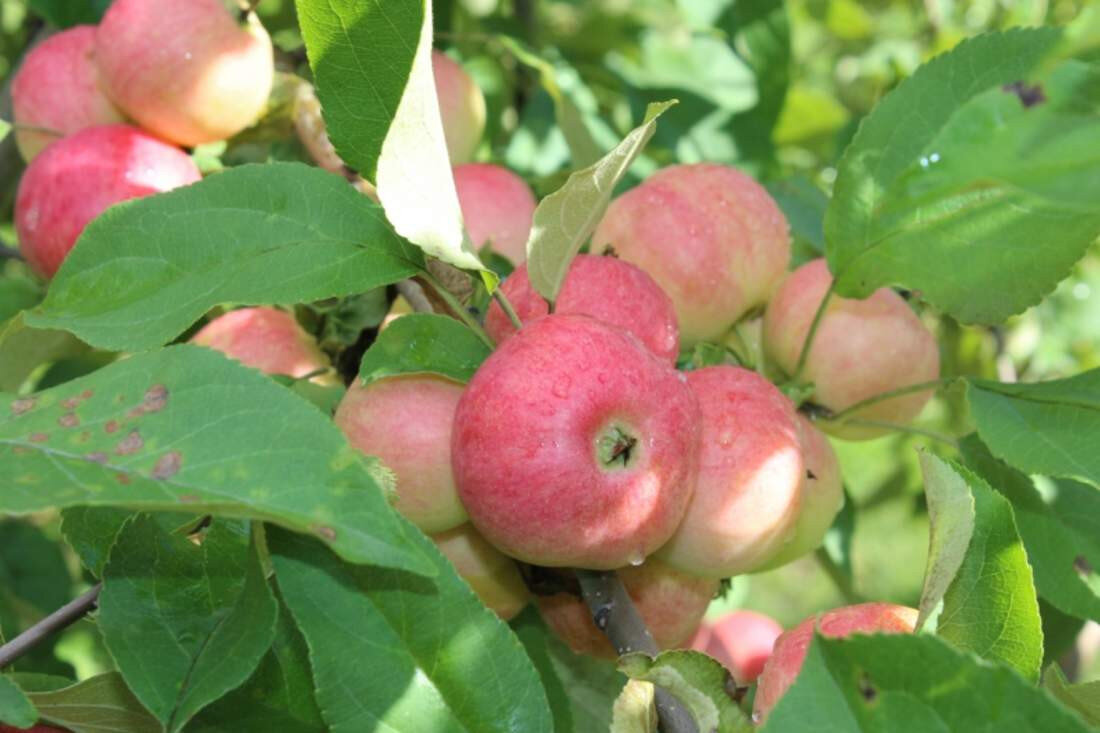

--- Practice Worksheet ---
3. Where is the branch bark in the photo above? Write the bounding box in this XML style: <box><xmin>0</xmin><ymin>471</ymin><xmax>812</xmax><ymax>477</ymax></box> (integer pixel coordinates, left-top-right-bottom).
<box><xmin>0</xmin><ymin>583</ymin><xmax>102</xmax><ymax>669</ymax></box>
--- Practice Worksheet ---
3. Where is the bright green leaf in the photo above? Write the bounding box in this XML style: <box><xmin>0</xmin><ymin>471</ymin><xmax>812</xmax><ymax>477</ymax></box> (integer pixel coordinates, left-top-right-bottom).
<box><xmin>0</xmin><ymin>279</ymin><xmax>41</xmax><ymax>324</ymax></box>
<box><xmin>916</xmin><ymin>452</ymin><xmax>976</xmax><ymax>630</ymax></box>
<box><xmin>0</xmin><ymin>314</ymin><xmax>90</xmax><ymax>393</ymax></box>
<box><xmin>1043</xmin><ymin>665</ymin><xmax>1100</xmax><ymax>728</ymax></box>
<box><xmin>29</xmin><ymin>672</ymin><xmax>161</xmax><ymax>733</ymax></box>
<box><xmin>0</xmin><ymin>676</ymin><xmax>37</xmax><ymax>729</ymax></box>
<box><xmin>0</xmin><ymin>120</ymin><xmax>10</xmax><ymax>144</ymax></box>
<box><xmin>358</xmin><ymin>314</ymin><xmax>491</xmax><ymax>385</ymax></box>
<box><xmin>618</xmin><ymin>650</ymin><xmax>752</xmax><ymax>732</ymax></box>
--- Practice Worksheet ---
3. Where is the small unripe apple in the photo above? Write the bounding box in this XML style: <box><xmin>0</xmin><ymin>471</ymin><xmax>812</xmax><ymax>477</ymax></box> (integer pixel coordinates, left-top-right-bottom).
<box><xmin>452</xmin><ymin>314</ymin><xmax>700</xmax><ymax>569</ymax></box>
<box><xmin>15</xmin><ymin>124</ymin><xmax>201</xmax><ymax>279</ymax></box>
<box><xmin>763</xmin><ymin>258</ymin><xmax>940</xmax><ymax>440</ymax></box>
<box><xmin>692</xmin><ymin>610</ymin><xmax>783</xmax><ymax>683</ymax></box>
<box><xmin>538</xmin><ymin>558</ymin><xmax>717</xmax><ymax>658</ymax></box>
<box><xmin>96</xmin><ymin>0</ymin><xmax>274</xmax><ymax>147</ymax></box>
<box><xmin>592</xmin><ymin>163</ymin><xmax>790</xmax><ymax>346</ymax></box>
<box><xmin>433</xmin><ymin>523</ymin><xmax>529</xmax><ymax>620</ymax></box>
<box><xmin>336</xmin><ymin>375</ymin><xmax>467</xmax><ymax>533</ymax></box>
<box><xmin>484</xmin><ymin>254</ymin><xmax>680</xmax><ymax>364</ymax></box>
<box><xmin>754</xmin><ymin>602</ymin><xmax>918</xmax><ymax>723</ymax></box>
<box><xmin>191</xmin><ymin>307</ymin><xmax>331</xmax><ymax>380</ymax></box>
<box><xmin>432</xmin><ymin>50</ymin><xmax>486</xmax><ymax>164</ymax></box>
<box><xmin>656</xmin><ymin>366</ymin><xmax>803</xmax><ymax>578</ymax></box>
<box><xmin>11</xmin><ymin>25</ymin><xmax>126</xmax><ymax>162</ymax></box>
<box><xmin>453</xmin><ymin>163</ymin><xmax>536</xmax><ymax>264</ymax></box>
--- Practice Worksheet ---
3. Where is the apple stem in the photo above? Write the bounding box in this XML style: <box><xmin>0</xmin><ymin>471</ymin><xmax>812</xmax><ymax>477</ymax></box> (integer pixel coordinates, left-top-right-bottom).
<box><xmin>0</xmin><ymin>241</ymin><xmax>24</xmax><ymax>262</ymax></box>
<box><xmin>574</xmin><ymin>569</ymin><xmax>699</xmax><ymax>733</ymax></box>
<box><xmin>791</xmin><ymin>281</ymin><xmax>835</xmax><ymax>383</ymax></box>
<box><xmin>420</xmin><ymin>269</ymin><xmax>495</xmax><ymax>348</ymax></box>
<box><xmin>492</xmin><ymin>289</ymin><xmax>524</xmax><ymax>330</ymax></box>
<box><xmin>0</xmin><ymin>583</ymin><xmax>102</xmax><ymax>669</ymax></box>
<box><xmin>825</xmin><ymin>417</ymin><xmax>958</xmax><ymax>447</ymax></box>
<box><xmin>827</xmin><ymin>377</ymin><xmax>959</xmax><ymax>421</ymax></box>
<box><xmin>815</xmin><ymin>547</ymin><xmax>862</xmax><ymax>605</ymax></box>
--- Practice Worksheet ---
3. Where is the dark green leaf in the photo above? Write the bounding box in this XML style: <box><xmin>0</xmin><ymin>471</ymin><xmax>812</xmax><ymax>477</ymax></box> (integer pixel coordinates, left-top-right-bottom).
<box><xmin>0</xmin><ymin>520</ymin><xmax>72</xmax><ymax>615</ymax></box>
<box><xmin>0</xmin><ymin>314</ymin><xmax>90</xmax><ymax>393</ymax></box>
<box><xmin>358</xmin><ymin>314</ymin><xmax>490</xmax><ymax>385</ymax></box>
<box><xmin>29</xmin><ymin>672</ymin><xmax>161</xmax><ymax>733</ymax></box>
<box><xmin>0</xmin><ymin>675</ymin><xmax>37</xmax><ymax>729</ymax></box>
<box><xmin>26</xmin><ymin>0</ymin><xmax>109</xmax><ymax>26</ymax></box>
<box><xmin>766</xmin><ymin>176</ymin><xmax>827</xmax><ymax>259</ymax></box>
<box><xmin>59</xmin><ymin>507</ymin><xmax>134</xmax><ymax>577</ymax></box>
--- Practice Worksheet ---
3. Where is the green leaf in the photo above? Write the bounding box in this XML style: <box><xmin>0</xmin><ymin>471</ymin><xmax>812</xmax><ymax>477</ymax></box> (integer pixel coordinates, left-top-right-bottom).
<box><xmin>29</xmin><ymin>672</ymin><xmax>161</xmax><ymax>733</ymax></box>
<box><xmin>824</xmin><ymin>28</ymin><xmax>1099</xmax><ymax>324</ymax></box>
<box><xmin>0</xmin><ymin>314</ymin><xmax>90</xmax><ymax>393</ymax></box>
<box><xmin>0</xmin><ymin>120</ymin><xmax>10</xmax><ymax>144</ymax></box>
<box><xmin>618</xmin><ymin>650</ymin><xmax>753</xmax><ymax>732</ymax></box>
<box><xmin>0</xmin><ymin>675</ymin><xmax>37</xmax><ymax>729</ymax></box>
<box><xmin>0</xmin><ymin>345</ymin><xmax>431</xmax><ymax>575</ymax></box>
<box><xmin>26</xmin><ymin>0</ymin><xmax>109</xmax><ymax>27</ymax></box>
<box><xmin>526</xmin><ymin>101</ymin><xmax>676</xmax><ymax>304</ymax></box>
<box><xmin>610</xmin><ymin>680</ymin><xmax>658</xmax><ymax>733</ymax></box>
<box><xmin>27</xmin><ymin>163</ymin><xmax>424</xmax><ymax>352</ymax></box>
<box><xmin>269</xmin><ymin>525</ymin><xmax>554</xmax><ymax>733</ymax></box>
<box><xmin>916</xmin><ymin>452</ymin><xmax>976</xmax><ymax>630</ymax></box>
<box><xmin>59</xmin><ymin>507</ymin><xmax>134</xmax><ymax>577</ymax></box>
<box><xmin>967</xmin><ymin>369</ymin><xmax>1100</xmax><ymax>488</ymax></box>
<box><xmin>1043</xmin><ymin>665</ymin><xmax>1100</xmax><ymax>728</ymax></box>
<box><xmin>0</xmin><ymin>520</ymin><xmax>73</xmax><ymax>615</ymax></box>
<box><xmin>0</xmin><ymin>278</ymin><xmax>40</xmax><ymax>323</ymax></box>
<box><xmin>766</xmin><ymin>176</ymin><xmax>827</xmax><ymax>259</ymax></box>
<box><xmin>358</xmin><ymin>314</ymin><xmax>491</xmax><ymax>385</ymax></box>
<box><xmin>763</xmin><ymin>634</ymin><xmax>1091</xmax><ymax>733</ymax></box>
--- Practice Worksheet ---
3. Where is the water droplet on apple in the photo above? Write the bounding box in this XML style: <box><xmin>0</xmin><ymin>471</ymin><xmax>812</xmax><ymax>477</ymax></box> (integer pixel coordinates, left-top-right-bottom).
<box><xmin>184</xmin><ymin>51</ymin><xmax>193</xmax><ymax>61</ymax></box>
<box><xmin>628</xmin><ymin>552</ymin><xmax>645</xmax><ymax>566</ymax></box>
<box><xmin>752</xmin><ymin>712</ymin><xmax>762</xmax><ymax>724</ymax></box>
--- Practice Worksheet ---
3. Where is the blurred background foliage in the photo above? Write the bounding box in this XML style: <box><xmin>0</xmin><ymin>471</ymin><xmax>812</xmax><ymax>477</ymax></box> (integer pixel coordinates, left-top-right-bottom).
<box><xmin>1</xmin><ymin>0</ymin><xmax>1097</xmax><ymax>684</ymax></box>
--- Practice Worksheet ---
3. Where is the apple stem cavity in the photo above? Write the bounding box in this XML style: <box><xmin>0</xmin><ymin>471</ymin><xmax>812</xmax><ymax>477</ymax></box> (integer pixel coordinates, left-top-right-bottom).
<box><xmin>596</xmin><ymin>425</ymin><xmax>638</xmax><ymax>469</ymax></box>
<box><xmin>0</xmin><ymin>582</ymin><xmax>102</xmax><ymax>669</ymax></box>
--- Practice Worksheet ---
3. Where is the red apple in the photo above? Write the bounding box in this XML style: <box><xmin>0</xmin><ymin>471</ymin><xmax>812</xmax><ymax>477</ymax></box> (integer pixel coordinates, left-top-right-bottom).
<box><xmin>592</xmin><ymin>163</ymin><xmax>790</xmax><ymax>345</ymax></box>
<box><xmin>433</xmin><ymin>523</ymin><xmax>529</xmax><ymax>621</ymax></box>
<box><xmin>452</xmin><ymin>314</ymin><xmax>700</xmax><ymax>569</ymax></box>
<box><xmin>15</xmin><ymin>124</ymin><xmax>201</xmax><ymax>279</ymax></box>
<box><xmin>11</xmin><ymin>25</ymin><xmax>125</xmax><ymax>162</ymax></box>
<box><xmin>763</xmin><ymin>258</ymin><xmax>940</xmax><ymax>440</ymax></box>
<box><xmin>754</xmin><ymin>602</ymin><xmax>918</xmax><ymax>723</ymax></box>
<box><xmin>335</xmin><ymin>375</ymin><xmax>467</xmax><ymax>533</ymax></box>
<box><xmin>692</xmin><ymin>610</ymin><xmax>783</xmax><ymax>684</ymax></box>
<box><xmin>96</xmin><ymin>0</ymin><xmax>274</xmax><ymax>147</ymax></box>
<box><xmin>656</xmin><ymin>366</ymin><xmax>803</xmax><ymax>578</ymax></box>
<box><xmin>432</xmin><ymin>50</ymin><xmax>486</xmax><ymax>164</ymax></box>
<box><xmin>538</xmin><ymin>558</ymin><xmax>717</xmax><ymax>658</ymax></box>
<box><xmin>484</xmin><ymin>254</ymin><xmax>680</xmax><ymax>364</ymax></box>
<box><xmin>453</xmin><ymin>163</ymin><xmax>536</xmax><ymax>264</ymax></box>
<box><xmin>191</xmin><ymin>307</ymin><xmax>331</xmax><ymax>380</ymax></box>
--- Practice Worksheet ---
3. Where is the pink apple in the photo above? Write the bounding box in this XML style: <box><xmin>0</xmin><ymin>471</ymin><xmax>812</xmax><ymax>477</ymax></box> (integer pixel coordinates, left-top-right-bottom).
<box><xmin>692</xmin><ymin>610</ymin><xmax>783</xmax><ymax>684</ymax></box>
<box><xmin>452</xmin><ymin>314</ymin><xmax>700</xmax><ymax>569</ymax></box>
<box><xmin>453</xmin><ymin>163</ymin><xmax>536</xmax><ymax>264</ymax></box>
<box><xmin>592</xmin><ymin>163</ymin><xmax>790</xmax><ymax>345</ymax></box>
<box><xmin>754</xmin><ymin>602</ymin><xmax>918</xmax><ymax>723</ymax></box>
<box><xmin>538</xmin><ymin>558</ymin><xmax>717</xmax><ymax>658</ymax></box>
<box><xmin>11</xmin><ymin>25</ymin><xmax>125</xmax><ymax>162</ymax></box>
<box><xmin>432</xmin><ymin>50</ymin><xmax>486</xmax><ymax>164</ymax></box>
<box><xmin>763</xmin><ymin>258</ymin><xmax>940</xmax><ymax>439</ymax></box>
<box><xmin>433</xmin><ymin>523</ymin><xmax>529</xmax><ymax>621</ymax></box>
<box><xmin>336</xmin><ymin>375</ymin><xmax>467</xmax><ymax>533</ymax></box>
<box><xmin>191</xmin><ymin>307</ymin><xmax>331</xmax><ymax>380</ymax></box>
<box><xmin>484</xmin><ymin>254</ymin><xmax>680</xmax><ymax>364</ymax></box>
<box><xmin>655</xmin><ymin>366</ymin><xmax>803</xmax><ymax>578</ymax></box>
<box><xmin>96</xmin><ymin>0</ymin><xmax>274</xmax><ymax>146</ymax></box>
<box><xmin>15</xmin><ymin>124</ymin><xmax>201</xmax><ymax>279</ymax></box>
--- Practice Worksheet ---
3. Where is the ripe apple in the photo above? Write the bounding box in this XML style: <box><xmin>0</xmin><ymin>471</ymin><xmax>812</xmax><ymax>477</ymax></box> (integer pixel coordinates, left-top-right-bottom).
<box><xmin>453</xmin><ymin>163</ymin><xmax>536</xmax><ymax>264</ymax></box>
<box><xmin>484</xmin><ymin>254</ymin><xmax>680</xmax><ymax>364</ymax></box>
<box><xmin>11</xmin><ymin>25</ymin><xmax>126</xmax><ymax>162</ymax></box>
<box><xmin>692</xmin><ymin>610</ymin><xmax>784</xmax><ymax>683</ymax></box>
<box><xmin>433</xmin><ymin>523</ymin><xmax>529</xmax><ymax>621</ymax></box>
<box><xmin>538</xmin><ymin>558</ymin><xmax>717</xmax><ymax>658</ymax></box>
<box><xmin>432</xmin><ymin>50</ymin><xmax>486</xmax><ymax>164</ymax></box>
<box><xmin>656</xmin><ymin>366</ymin><xmax>803</xmax><ymax>578</ymax></box>
<box><xmin>763</xmin><ymin>258</ymin><xmax>940</xmax><ymax>440</ymax></box>
<box><xmin>591</xmin><ymin>163</ymin><xmax>790</xmax><ymax>345</ymax></box>
<box><xmin>754</xmin><ymin>602</ymin><xmax>918</xmax><ymax>723</ymax></box>
<box><xmin>191</xmin><ymin>307</ymin><xmax>331</xmax><ymax>380</ymax></box>
<box><xmin>336</xmin><ymin>375</ymin><xmax>467</xmax><ymax>533</ymax></box>
<box><xmin>95</xmin><ymin>0</ymin><xmax>274</xmax><ymax>147</ymax></box>
<box><xmin>15</xmin><ymin>124</ymin><xmax>201</xmax><ymax>279</ymax></box>
<box><xmin>452</xmin><ymin>314</ymin><xmax>700</xmax><ymax>569</ymax></box>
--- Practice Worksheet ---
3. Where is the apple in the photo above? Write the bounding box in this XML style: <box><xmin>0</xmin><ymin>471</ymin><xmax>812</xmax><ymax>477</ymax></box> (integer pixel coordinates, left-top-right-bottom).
<box><xmin>452</xmin><ymin>314</ymin><xmax>700</xmax><ymax>569</ymax></box>
<box><xmin>453</xmin><ymin>163</ymin><xmax>536</xmax><ymax>264</ymax></box>
<box><xmin>692</xmin><ymin>610</ymin><xmax>784</xmax><ymax>683</ymax></box>
<box><xmin>754</xmin><ymin>602</ymin><xmax>918</xmax><ymax>723</ymax></box>
<box><xmin>191</xmin><ymin>307</ymin><xmax>331</xmax><ymax>380</ymax></box>
<box><xmin>538</xmin><ymin>558</ymin><xmax>718</xmax><ymax>658</ymax></box>
<box><xmin>484</xmin><ymin>254</ymin><xmax>680</xmax><ymax>364</ymax></box>
<box><xmin>433</xmin><ymin>523</ymin><xmax>529</xmax><ymax>621</ymax></box>
<box><xmin>763</xmin><ymin>258</ymin><xmax>940</xmax><ymax>440</ymax></box>
<box><xmin>655</xmin><ymin>366</ymin><xmax>803</xmax><ymax>578</ymax></box>
<box><xmin>15</xmin><ymin>124</ymin><xmax>201</xmax><ymax>279</ymax></box>
<box><xmin>95</xmin><ymin>0</ymin><xmax>274</xmax><ymax>147</ymax></box>
<box><xmin>591</xmin><ymin>163</ymin><xmax>790</xmax><ymax>346</ymax></box>
<box><xmin>336</xmin><ymin>375</ymin><xmax>467</xmax><ymax>533</ymax></box>
<box><xmin>11</xmin><ymin>25</ymin><xmax>126</xmax><ymax>162</ymax></box>
<box><xmin>432</xmin><ymin>50</ymin><xmax>486</xmax><ymax>164</ymax></box>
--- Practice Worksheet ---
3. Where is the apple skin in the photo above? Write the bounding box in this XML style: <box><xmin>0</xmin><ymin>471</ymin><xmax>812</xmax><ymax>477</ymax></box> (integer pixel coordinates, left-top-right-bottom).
<box><xmin>96</xmin><ymin>0</ymin><xmax>274</xmax><ymax>147</ymax></box>
<box><xmin>591</xmin><ymin>163</ymin><xmax>790</xmax><ymax>346</ymax></box>
<box><xmin>336</xmin><ymin>375</ymin><xmax>468</xmax><ymax>533</ymax></box>
<box><xmin>484</xmin><ymin>254</ymin><xmax>680</xmax><ymax>364</ymax></box>
<box><xmin>432</xmin><ymin>51</ymin><xmax>486</xmax><ymax>164</ymax></box>
<box><xmin>763</xmin><ymin>258</ymin><xmax>940</xmax><ymax>440</ymax></box>
<box><xmin>453</xmin><ymin>163</ymin><xmax>536</xmax><ymax>264</ymax></box>
<box><xmin>433</xmin><ymin>523</ymin><xmax>529</xmax><ymax>620</ymax></box>
<box><xmin>691</xmin><ymin>610</ymin><xmax>784</xmax><ymax>683</ymax></box>
<box><xmin>655</xmin><ymin>366</ymin><xmax>803</xmax><ymax>578</ymax></box>
<box><xmin>754</xmin><ymin>602</ymin><xmax>918</xmax><ymax>723</ymax></box>
<box><xmin>15</xmin><ymin>124</ymin><xmax>201</xmax><ymax>279</ymax></box>
<box><xmin>11</xmin><ymin>26</ymin><xmax>126</xmax><ymax>162</ymax></box>
<box><xmin>191</xmin><ymin>307</ymin><xmax>331</xmax><ymax>380</ymax></box>
<box><xmin>538</xmin><ymin>558</ymin><xmax>717</xmax><ymax>659</ymax></box>
<box><xmin>452</xmin><ymin>314</ymin><xmax>701</xmax><ymax>569</ymax></box>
